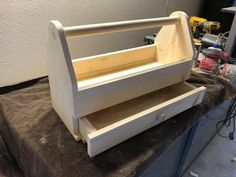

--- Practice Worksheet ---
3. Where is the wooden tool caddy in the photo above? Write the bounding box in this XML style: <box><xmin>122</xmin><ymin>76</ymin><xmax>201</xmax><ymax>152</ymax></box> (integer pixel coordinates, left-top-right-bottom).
<box><xmin>48</xmin><ymin>11</ymin><xmax>205</xmax><ymax>157</ymax></box>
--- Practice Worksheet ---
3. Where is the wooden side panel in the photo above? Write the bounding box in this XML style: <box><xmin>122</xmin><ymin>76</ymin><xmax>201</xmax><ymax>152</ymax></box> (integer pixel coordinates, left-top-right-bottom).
<box><xmin>72</xmin><ymin>45</ymin><xmax>156</xmax><ymax>80</ymax></box>
<box><xmin>81</xmin><ymin>84</ymin><xmax>205</xmax><ymax>157</ymax></box>
<box><xmin>155</xmin><ymin>11</ymin><xmax>194</xmax><ymax>64</ymax></box>
<box><xmin>76</xmin><ymin>60</ymin><xmax>193</xmax><ymax>118</ymax></box>
<box><xmin>47</xmin><ymin>21</ymin><xmax>80</xmax><ymax>140</ymax></box>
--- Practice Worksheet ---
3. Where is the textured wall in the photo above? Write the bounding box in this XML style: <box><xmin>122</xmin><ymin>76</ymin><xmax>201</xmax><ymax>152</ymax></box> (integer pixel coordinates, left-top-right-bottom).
<box><xmin>0</xmin><ymin>0</ymin><xmax>203</xmax><ymax>87</ymax></box>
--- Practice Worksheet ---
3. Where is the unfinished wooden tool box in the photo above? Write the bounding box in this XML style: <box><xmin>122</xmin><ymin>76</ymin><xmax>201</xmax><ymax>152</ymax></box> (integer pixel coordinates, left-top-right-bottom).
<box><xmin>47</xmin><ymin>11</ymin><xmax>206</xmax><ymax>157</ymax></box>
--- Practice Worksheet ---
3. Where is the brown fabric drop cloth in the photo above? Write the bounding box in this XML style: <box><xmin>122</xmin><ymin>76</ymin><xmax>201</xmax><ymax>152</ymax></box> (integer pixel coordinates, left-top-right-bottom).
<box><xmin>0</xmin><ymin>72</ymin><xmax>236</xmax><ymax>177</ymax></box>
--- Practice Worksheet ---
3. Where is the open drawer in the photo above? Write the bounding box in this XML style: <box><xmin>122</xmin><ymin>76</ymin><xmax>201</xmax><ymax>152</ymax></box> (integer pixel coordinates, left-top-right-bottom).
<box><xmin>79</xmin><ymin>82</ymin><xmax>205</xmax><ymax>157</ymax></box>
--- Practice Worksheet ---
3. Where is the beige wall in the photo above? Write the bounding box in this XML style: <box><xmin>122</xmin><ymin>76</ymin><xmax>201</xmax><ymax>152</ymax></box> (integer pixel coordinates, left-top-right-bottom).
<box><xmin>0</xmin><ymin>0</ymin><xmax>203</xmax><ymax>87</ymax></box>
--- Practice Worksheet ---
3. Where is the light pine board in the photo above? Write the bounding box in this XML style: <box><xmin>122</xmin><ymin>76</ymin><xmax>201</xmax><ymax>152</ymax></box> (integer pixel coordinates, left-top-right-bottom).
<box><xmin>48</xmin><ymin>21</ymin><xmax>80</xmax><ymax>140</ymax></box>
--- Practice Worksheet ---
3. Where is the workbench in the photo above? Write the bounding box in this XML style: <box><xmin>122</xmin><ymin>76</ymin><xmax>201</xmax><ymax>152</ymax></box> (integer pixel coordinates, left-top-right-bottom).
<box><xmin>0</xmin><ymin>72</ymin><xmax>235</xmax><ymax>177</ymax></box>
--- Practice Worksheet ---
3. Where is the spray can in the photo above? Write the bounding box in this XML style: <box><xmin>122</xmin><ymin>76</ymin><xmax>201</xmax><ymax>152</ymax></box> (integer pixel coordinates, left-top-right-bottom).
<box><xmin>220</xmin><ymin>64</ymin><xmax>236</xmax><ymax>79</ymax></box>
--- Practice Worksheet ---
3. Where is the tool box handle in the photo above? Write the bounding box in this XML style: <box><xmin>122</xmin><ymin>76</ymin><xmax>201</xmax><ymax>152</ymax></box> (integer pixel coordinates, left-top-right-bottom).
<box><xmin>64</xmin><ymin>16</ymin><xmax>179</xmax><ymax>38</ymax></box>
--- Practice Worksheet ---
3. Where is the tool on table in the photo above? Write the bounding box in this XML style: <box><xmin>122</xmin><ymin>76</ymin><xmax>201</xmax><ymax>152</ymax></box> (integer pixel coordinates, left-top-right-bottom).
<box><xmin>201</xmin><ymin>21</ymin><xmax>220</xmax><ymax>34</ymax></box>
<box><xmin>199</xmin><ymin>46</ymin><xmax>228</xmax><ymax>73</ymax></box>
<box><xmin>144</xmin><ymin>34</ymin><xmax>157</xmax><ymax>45</ymax></box>
<box><xmin>190</xmin><ymin>16</ymin><xmax>220</xmax><ymax>43</ymax></box>
<box><xmin>190</xmin><ymin>16</ymin><xmax>207</xmax><ymax>42</ymax></box>
<box><xmin>220</xmin><ymin>64</ymin><xmax>236</xmax><ymax>79</ymax></box>
<box><xmin>201</xmin><ymin>34</ymin><xmax>223</xmax><ymax>49</ymax></box>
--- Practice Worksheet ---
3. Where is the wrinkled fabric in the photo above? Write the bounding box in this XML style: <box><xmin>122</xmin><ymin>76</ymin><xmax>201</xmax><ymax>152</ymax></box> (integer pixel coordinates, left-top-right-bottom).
<box><xmin>0</xmin><ymin>72</ymin><xmax>236</xmax><ymax>177</ymax></box>
<box><xmin>0</xmin><ymin>134</ymin><xmax>23</xmax><ymax>177</ymax></box>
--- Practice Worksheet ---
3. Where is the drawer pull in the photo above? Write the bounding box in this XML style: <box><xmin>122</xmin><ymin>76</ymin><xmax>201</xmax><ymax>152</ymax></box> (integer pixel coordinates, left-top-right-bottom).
<box><xmin>157</xmin><ymin>113</ymin><xmax>166</xmax><ymax>122</ymax></box>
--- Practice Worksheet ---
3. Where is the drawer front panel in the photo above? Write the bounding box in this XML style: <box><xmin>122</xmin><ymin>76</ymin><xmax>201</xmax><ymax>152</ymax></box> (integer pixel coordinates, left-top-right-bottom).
<box><xmin>81</xmin><ymin>85</ymin><xmax>205</xmax><ymax>157</ymax></box>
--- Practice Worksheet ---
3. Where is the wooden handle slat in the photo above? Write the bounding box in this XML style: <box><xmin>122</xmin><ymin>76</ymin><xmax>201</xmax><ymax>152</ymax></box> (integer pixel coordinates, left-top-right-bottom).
<box><xmin>64</xmin><ymin>17</ymin><xmax>179</xmax><ymax>38</ymax></box>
